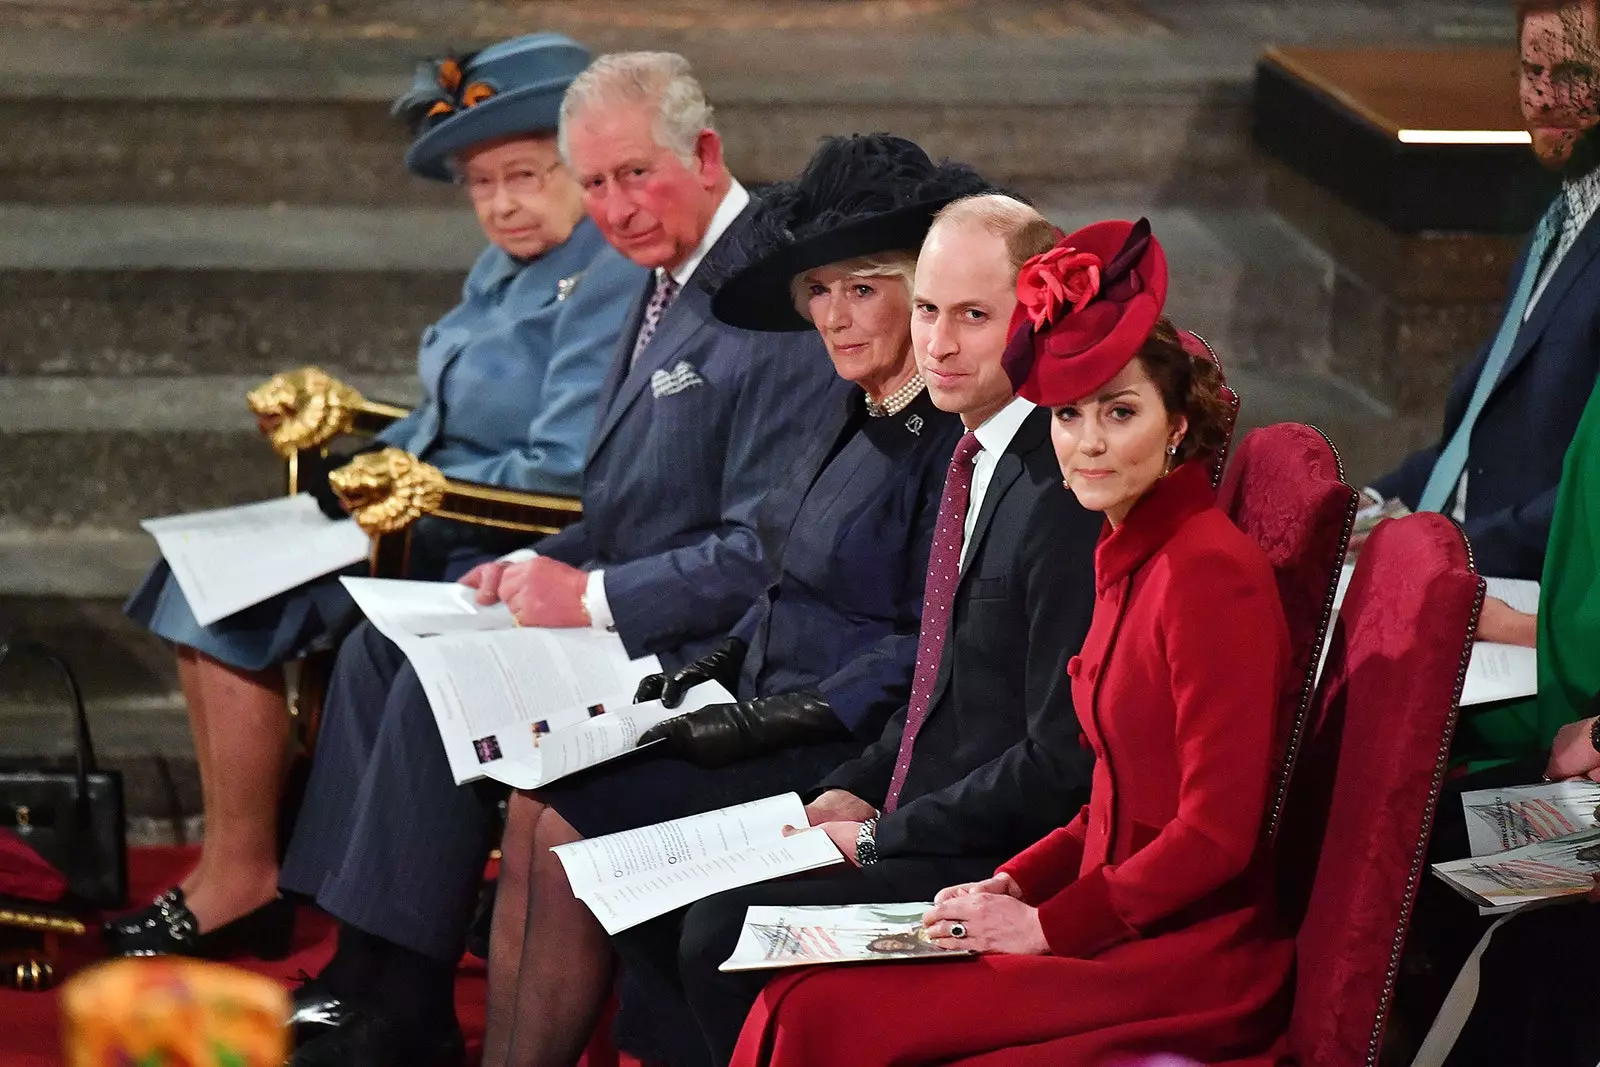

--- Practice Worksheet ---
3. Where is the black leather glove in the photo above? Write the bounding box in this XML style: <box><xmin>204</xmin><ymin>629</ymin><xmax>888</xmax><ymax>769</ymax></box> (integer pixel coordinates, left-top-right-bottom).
<box><xmin>636</xmin><ymin>690</ymin><xmax>847</xmax><ymax>769</ymax></box>
<box><xmin>302</xmin><ymin>441</ymin><xmax>387</xmax><ymax>520</ymax></box>
<box><xmin>632</xmin><ymin>637</ymin><xmax>748</xmax><ymax>708</ymax></box>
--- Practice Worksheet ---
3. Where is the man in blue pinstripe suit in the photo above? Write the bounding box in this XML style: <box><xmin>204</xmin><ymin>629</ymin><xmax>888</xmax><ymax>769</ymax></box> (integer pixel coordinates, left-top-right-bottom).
<box><xmin>276</xmin><ymin>52</ymin><xmax>848</xmax><ymax>1067</ymax></box>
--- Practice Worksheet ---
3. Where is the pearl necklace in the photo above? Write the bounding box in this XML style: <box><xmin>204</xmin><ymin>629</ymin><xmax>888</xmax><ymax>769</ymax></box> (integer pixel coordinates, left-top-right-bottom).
<box><xmin>865</xmin><ymin>374</ymin><xmax>925</xmax><ymax>417</ymax></box>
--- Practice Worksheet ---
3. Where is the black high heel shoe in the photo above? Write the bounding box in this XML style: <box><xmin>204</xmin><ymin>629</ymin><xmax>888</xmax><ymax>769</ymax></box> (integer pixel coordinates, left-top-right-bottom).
<box><xmin>103</xmin><ymin>891</ymin><xmax>295</xmax><ymax>960</ymax></box>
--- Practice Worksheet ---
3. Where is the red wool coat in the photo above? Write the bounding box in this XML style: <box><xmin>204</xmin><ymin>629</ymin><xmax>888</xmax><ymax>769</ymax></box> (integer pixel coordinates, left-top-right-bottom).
<box><xmin>731</xmin><ymin>462</ymin><xmax>1295</xmax><ymax>1067</ymax></box>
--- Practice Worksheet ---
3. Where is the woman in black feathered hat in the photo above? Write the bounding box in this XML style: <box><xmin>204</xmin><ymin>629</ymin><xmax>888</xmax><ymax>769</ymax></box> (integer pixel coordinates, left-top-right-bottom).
<box><xmin>481</xmin><ymin>134</ymin><xmax>996</xmax><ymax>1065</ymax></box>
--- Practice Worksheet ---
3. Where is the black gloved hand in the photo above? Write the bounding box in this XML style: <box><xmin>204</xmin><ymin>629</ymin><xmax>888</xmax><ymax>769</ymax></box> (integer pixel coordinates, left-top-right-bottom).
<box><xmin>636</xmin><ymin>690</ymin><xmax>846</xmax><ymax>769</ymax></box>
<box><xmin>302</xmin><ymin>440</ymin><xmax>387</xmax><ymax>520</ymax></box>
<box><xmin>632</xmin><ymin>636</ymin><xmax>748</xmax><ymax>707</ymax></box>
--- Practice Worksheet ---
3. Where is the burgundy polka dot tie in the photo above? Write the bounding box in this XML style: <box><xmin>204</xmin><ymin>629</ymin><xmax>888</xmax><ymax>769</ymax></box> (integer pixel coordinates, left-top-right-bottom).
<box><xmin>883</xmin><ymin>430</ymin><xmax>983</xmax><ymax>813</ymax></box>
<box><xmin>631</xmin><ymin>272</ymin><xmax>680</xmax><ymax>368</ymax></box>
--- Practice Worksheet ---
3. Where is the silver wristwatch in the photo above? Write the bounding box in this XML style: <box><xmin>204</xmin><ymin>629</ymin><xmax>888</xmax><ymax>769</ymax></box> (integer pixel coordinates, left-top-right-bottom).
<box><xmin>855</xmin><ymin>817</ymin><xmax>880</xmax><ymax>866</ymax></box>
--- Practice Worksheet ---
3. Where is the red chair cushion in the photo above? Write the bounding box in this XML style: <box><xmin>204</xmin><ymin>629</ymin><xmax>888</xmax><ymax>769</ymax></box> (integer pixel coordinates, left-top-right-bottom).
<box><xmin>1218</xmin><ymin>424</ymin><xmax>1358</xmax><ymax>840</ymax></box>
<box><xmin>1277</xmin><ymin>514</ymin><xmax>1481</xmax><ymax>1067</ymax></box>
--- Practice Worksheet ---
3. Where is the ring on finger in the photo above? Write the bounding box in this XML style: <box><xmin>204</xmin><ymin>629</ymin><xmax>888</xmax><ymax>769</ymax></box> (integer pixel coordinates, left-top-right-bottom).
<box><xmin>949</xmin><ymin>922</ymin><xmax>967</xmax><ymax>939</ymax></box>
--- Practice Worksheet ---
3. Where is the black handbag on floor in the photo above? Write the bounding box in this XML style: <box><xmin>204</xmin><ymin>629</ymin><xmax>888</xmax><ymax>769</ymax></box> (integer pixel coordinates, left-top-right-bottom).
<box><xmin>0</xmin><ymin>639</ymin><xmax>127</xmax><ymax>908</ymax></box>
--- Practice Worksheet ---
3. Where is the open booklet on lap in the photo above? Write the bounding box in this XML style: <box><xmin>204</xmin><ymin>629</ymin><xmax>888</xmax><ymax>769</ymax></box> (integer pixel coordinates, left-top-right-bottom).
<box><xmin>551</xmin><ymin>793</ymin><xmax>844</xmax><ymax>935</ymax></box>
<box><xmin>141</xmin><ymin>495</ymin><xmax>370</xmax><ymax>626</ymax></box>
<box><xmin>340</xmin><ymin>577</ymin><xmax>730</xmax><ymax>787</ymax></box>
<box><xmin>1433</xmin><ymin>780</ymin><xmax>1600</xmax><ymax>911</ymax></box>
<box><xmin>720</xmin><ymin>903</ymin><xmax>976</xmax><ymax>972</ymax></box>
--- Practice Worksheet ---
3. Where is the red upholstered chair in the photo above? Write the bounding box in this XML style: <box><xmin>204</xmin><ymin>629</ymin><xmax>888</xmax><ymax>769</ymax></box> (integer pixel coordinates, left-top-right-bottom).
<box><xmin>1177</xmin><ymin>329</ymin><xmax>1240</xmax><ymax>488</ymax></box>
<box><xmin>1274</xmin><ymin>513</ymin><xmax>1482</xmax><ymax>1066</ymax></box>
<box><xmin>1217</xmin><ymin>424</ymin><xmax>1357</xmax><ymax>842</ymax></box>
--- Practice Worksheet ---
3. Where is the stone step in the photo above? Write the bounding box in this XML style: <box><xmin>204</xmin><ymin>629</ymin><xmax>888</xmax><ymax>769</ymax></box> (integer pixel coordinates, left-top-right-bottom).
<box><xmin>0</xmin><ymin>360</ymin><xmax>1412</xmax><ymax>546</ymax></box>
<box><xmin>0</xmin><ymin>205</ymin><xmax>477</xmax><ymax>378</ymax></box>
<box><xmin>0</xmin><ymin>375</ymin><xmax>417</xmax><ymax>531</ymax></box>
<box><xmin>0</xmin><ymin>3</ymin><xmax>1515</xmax><ymax>207</ymax></box>
<box><xmin>2</xmin><ymin>197</ymin><xmax>1458</xmax><ymax>530</ymax></box>
<box><xmin>1</xmin><ymin>199</ymin><xmax>1343</xmax><ymax>377</ymax></box>
<box><xmin>0</xmin><ymin>21</ymin><xmax>1274</xmax><ymax>206</ymax></box>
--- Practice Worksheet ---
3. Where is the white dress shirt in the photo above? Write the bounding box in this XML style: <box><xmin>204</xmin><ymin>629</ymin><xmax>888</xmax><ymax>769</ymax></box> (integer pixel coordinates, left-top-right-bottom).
<box><xmin>960</xmin><ymin>396</ymin><xmax>1037</xmax><ymax>572</ymax></box>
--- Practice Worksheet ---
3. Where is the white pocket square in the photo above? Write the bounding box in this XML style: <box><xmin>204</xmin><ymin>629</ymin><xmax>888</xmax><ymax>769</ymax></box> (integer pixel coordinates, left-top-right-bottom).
<box><xmin>651</xmin><ymin>361</ymin><xmax>706</xmax><ymax>398</ymax></box>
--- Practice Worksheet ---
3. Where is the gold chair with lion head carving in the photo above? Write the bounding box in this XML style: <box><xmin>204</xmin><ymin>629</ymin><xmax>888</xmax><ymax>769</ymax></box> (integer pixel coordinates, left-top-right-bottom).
<box><xmin>245</xmin><ymin>367</ymin><xmax>583</xmax><ymax>743</ymax></box>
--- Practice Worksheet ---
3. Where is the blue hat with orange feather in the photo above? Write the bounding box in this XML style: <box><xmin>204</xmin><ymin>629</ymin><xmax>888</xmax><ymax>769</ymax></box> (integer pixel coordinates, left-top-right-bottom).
<box><xmin>394</xmin><ymin>33</ymin><xmax>591</xmax><ymax>182</ymax></box>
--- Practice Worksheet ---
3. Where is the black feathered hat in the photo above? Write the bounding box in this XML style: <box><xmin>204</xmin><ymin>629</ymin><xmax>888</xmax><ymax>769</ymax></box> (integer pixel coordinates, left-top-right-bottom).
<box><xmin>707</xmin><ymin>134</ymin><xmax>996</xmax><ymax>332</ymax></box>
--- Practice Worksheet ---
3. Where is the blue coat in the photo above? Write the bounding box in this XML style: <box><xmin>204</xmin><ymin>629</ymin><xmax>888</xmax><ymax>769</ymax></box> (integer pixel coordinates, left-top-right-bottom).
<box><xmin>378</xmin><ymin>217</ymin><xmax>645</xmax><ymax>496</ymax></box>
<box><xmin>536</xmin><ymin>205</ymin><xmax>854</xmax><ymax>669</ymax></box>
<box><xmin>731</xmin><ymin>388</ymin><xmax>962</xmax><ymax>735</ymax></box>
<box><xmin>127</xmin><ymin>218</ymin><xmax>640</xmax><ymax>671</ymax></box>
<box><xmin>1374</xmin><ymin>204</ymin><xmax>1600</xmax><ymax>579</ymax></box>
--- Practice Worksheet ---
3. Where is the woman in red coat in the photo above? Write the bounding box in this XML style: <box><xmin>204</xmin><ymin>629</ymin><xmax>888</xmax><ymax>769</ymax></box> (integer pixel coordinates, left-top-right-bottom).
<box><xmin>729</xmin><ymin>219</ymin><xmax>1294</xmax><ymax>1067</ymax></box>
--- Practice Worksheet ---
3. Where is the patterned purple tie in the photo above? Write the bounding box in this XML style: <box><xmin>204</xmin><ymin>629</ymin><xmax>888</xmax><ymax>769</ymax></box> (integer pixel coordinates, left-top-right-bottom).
<box><xmin>883</xmin><ymin>431</ymin><xmax>983</xmax><ymax>813</ymax></box>
<box><xmin>631</xmin><ymin>272</ymin><xmax>680</xmax><ymax>367</ymax></box>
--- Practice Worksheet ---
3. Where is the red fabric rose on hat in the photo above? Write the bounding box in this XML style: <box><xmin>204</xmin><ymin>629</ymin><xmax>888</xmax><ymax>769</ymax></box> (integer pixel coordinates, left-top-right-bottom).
<box><xmin>1001</xmin><ymin>218</ymin><xmax>1169</xmax><ymax>407</ymax></box>
<box><xmin>1017</xmin><ymin>246</ymin><xmax>1103</xmax><ymax>330</ymax></box>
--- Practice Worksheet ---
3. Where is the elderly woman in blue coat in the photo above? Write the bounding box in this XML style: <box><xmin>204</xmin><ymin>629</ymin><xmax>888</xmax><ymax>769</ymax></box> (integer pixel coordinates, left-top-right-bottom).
<box><xmin>111</xmin><ymin>33</ymin><xmax>644</xmax><ymax>958</ymax></box>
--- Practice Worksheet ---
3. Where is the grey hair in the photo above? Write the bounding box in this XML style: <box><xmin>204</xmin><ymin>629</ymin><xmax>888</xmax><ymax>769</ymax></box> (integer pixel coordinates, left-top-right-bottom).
<box><xmin>789</xmin><ymin>251</ymin><xmax>919</xmax><ymax>324</ymax></box>
<box><xmin>558</xmin><ymin>51</ymin><xmax>716</xmax><ymax>166</ymax></box>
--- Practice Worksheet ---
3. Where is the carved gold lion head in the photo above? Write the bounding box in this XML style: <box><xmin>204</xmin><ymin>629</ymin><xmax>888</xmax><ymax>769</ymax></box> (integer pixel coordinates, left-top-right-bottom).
<box><xmin>328</xmin><ymin>448</ymin><xmax>447</xmax><ymax>536</ymax></box>
<box><xmin>247</xmin><ymin>367</ymin><xmax>366</xmax><ymax>458</ymax></box>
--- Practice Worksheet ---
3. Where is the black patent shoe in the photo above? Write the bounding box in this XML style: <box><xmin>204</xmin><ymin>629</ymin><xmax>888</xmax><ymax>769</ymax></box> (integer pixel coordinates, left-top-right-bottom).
<box><xmin>289</xmin><ymin>1010</ymin><xmax>465</xmax><ymax>1067</ymax></box>
<box><xmin>102</xmin><ymin>887</ymin><xmax>186</xmax><ymax>942</ymax></box>
<box><xmin>103</xmin><ymin>892</ymin><xmax>294</xmax><ymax>960</ymax></box>
<box><xmin>289</xmin><ymin>973</ymin><xmax>356</xmax><ymax>1047</ymax></box>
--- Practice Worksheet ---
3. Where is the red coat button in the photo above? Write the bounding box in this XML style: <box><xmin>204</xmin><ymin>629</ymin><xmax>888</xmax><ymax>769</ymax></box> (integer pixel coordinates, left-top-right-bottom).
<box><xmin>1066</xmin><ymin>656</ymin><xmax>1082</xmax><ymax>678</ymax></box>
<box><xmin>1077</xmin><ymin>731</ymin><xmax>1090</xmax><ymax>750</ymax></box>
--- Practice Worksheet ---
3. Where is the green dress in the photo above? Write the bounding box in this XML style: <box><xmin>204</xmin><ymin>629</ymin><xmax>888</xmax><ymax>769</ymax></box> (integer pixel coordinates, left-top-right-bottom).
<box><xmin>1454</xmin><ymin>379</ymin><xmax>1600</xmax><ymax>769</ymax></box>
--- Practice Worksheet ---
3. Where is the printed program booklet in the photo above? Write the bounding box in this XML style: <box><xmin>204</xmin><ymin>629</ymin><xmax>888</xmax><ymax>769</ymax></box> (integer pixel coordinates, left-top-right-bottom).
<box><xmin>720</xmin><ymin>903</ymin><xmax>977</xmax><ymax>972</ymax></box>
<box><xmin>141</xmin><ymin>494</ymin><xmax>370</xmax><ymax>626</ymax></box>
<box><xmin>340</xmin><ymin>576</ymin><xmax>732</xmax><ymax>787</ymax></box>
<box><xmin>1434</xmin><ymin>781</ymin><xmax>1600</xmax><ymax>909</ymax></box>
<box><xmin>551</xmin><ymin>793</ymin><xmax>843</xmax><ymax>935</ymax></box>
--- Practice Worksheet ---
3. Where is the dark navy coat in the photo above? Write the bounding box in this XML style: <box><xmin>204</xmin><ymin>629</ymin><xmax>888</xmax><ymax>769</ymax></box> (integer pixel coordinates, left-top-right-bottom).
<box><xmin>732</xmin><ymin>387</ymin><xmax>962</xmax><ymax>736</ymax></box>
<box><xmin>1375</xmin><ymin>202</ymin><xmax>1600</xmax><ymax>579</ymax></box>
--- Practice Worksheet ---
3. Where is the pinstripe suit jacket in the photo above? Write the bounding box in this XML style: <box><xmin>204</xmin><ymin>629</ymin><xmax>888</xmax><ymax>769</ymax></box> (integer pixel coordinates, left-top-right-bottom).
<box><xmin>536</xmin><ymin>205</ymin><xmax>852</xmax><ymax>669</ymax></box>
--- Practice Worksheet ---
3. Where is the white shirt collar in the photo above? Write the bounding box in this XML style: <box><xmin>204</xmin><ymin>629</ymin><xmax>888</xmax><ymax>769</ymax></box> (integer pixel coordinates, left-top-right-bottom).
<box><xmin>663</xmin><ymin>179</ymin><xmax>751</xmax><ymax>288</ymax></box>
<box><xmin>970</xmin><ymin>395</ymin><xmax>1036</xmax><ymax>457</ymax></box>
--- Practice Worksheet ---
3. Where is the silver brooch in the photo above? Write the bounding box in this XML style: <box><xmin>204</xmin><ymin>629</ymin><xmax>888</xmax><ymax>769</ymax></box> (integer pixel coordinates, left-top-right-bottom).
<box><xmin>556</xmin><ymin>271</ymin><xmax>584</xmax><ymax>302</ymax></box>
<box><xmin>905</xmin><ymin>414</ymin><xmax>924</xmax><ymax>436</ymax></box>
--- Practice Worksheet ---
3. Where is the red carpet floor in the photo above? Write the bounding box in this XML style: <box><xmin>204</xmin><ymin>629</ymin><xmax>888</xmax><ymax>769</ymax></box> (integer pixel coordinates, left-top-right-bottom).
<box><xmin>0</xmin><ymin>847</ymin><xmax>628</xmax><ymax>1067</ymax></box>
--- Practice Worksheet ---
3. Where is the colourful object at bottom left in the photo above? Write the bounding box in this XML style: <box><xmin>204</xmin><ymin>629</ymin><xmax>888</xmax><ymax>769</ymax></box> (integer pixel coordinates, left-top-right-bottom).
<box><xmin>58</xmin><ymin>956</ymin><xmax>288</xmax><ymax>1067</ymax></box>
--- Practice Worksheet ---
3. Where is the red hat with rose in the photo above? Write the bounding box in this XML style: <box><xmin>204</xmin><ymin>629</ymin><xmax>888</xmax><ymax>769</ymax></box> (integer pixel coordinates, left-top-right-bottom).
<box><xmin>1001</xmin><ymin>217</ymin><xmax>1169</xmax><ymax>407</ymax></box>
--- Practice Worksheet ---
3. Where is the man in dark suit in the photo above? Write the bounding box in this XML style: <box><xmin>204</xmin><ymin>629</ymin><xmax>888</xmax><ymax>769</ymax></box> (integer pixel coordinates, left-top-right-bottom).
<box><xmin>1360</xmin><ymin>0</ymin><xmax>1600</xmax><ymax>584</ymax></box>
<box><xmin>603</xmin><ymin>193</ymin><xmax>1101</xmax><ymax>1067</ymax></box>
<box><xmin>276</xmin><ymin>52</ymin><xmax>846</xmax><ymax>1067</ymax></box>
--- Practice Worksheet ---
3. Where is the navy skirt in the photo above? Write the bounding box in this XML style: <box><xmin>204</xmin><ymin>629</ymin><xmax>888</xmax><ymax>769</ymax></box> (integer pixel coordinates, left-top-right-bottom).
<box><xmin>123</xmin><ymin>540</ymin><xmax>488</xmax><ymax>673</ymax></box>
